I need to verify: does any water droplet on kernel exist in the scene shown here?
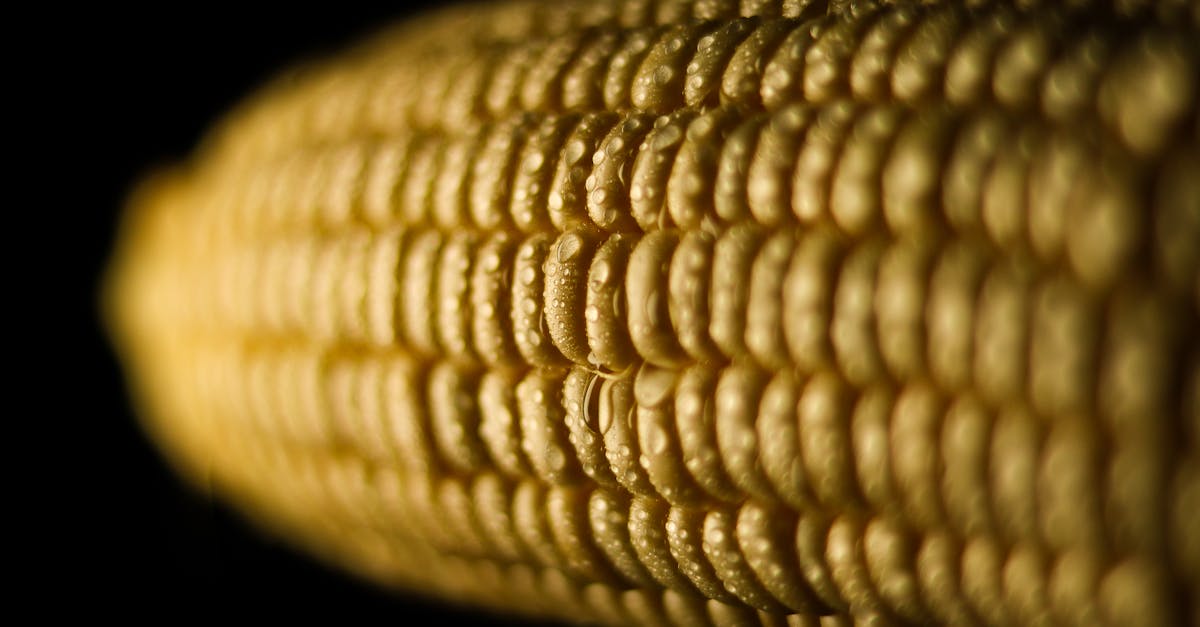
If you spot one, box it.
[592,260,611,285]
[557,233,583,262]
[654,124,683,149]
[565,139,587,163]
[516,263,535,283]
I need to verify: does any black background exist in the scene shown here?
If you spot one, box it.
[57,2,559,622]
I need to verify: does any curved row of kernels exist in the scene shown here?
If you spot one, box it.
[201,111,633,240]
[235,444,796,624]
[203,0,841,163]
[623,223,1126,424]
[206,436,685,626]
[204,8,799,163]
[223,420,1183,627]
[184,318,1184,577]
[581,358,1101,558]
[201,95,1194,308]
[699,101,1173,292]
[205,98,1191,307]
[482,456,1156,625]
[205,119,540,242]
[233,433,811,619]
[371,540,837,627]
[172,208,1187,438]
[201,0,1197,173]
[181,343,600,488]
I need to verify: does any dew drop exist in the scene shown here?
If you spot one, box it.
[565,139,587,164]
[557,233,583,262]
[653,124,684,149]
[653,65,675,86]
[591,260,611,285]
[523,152,545,172]
[546,447,566,471]
[519,266,537,285]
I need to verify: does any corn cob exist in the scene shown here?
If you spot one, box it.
[106,0,1199,625]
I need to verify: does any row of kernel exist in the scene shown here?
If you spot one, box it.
[192,228,382,344]
[317,469,859,627]
[779,509,1180,626]
[190,343,441,475]
[218,430,802,626]
[572,349,1176,566]
[188,216,1188,434]
[199,0,846,164]
[194,324,1161,574]
[201,109,668,240]
[609,100,1193,301]
[156,201,1193,443]
[379,2,1197,154]
[252,439,811,622]
[668,2,1197,157]
[194,101,1192,318]
[616,491,1183,625]
[198,0,1196,172]
[240,436,818,625]
[177,340,615,488]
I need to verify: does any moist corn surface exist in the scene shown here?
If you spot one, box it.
[107,0,1200,625]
